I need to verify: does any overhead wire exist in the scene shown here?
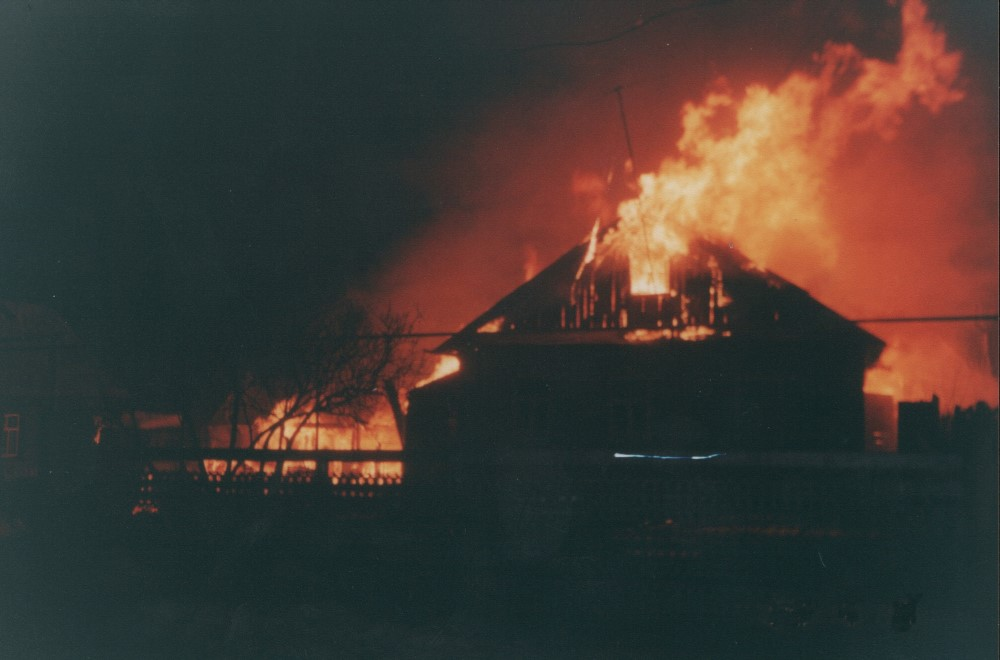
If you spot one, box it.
[357,315,1000,339]
[512,0,739,52]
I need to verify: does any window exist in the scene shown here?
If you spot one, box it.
[3,414,19,457]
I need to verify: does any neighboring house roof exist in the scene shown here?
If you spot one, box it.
[436,222,883,366]
[0,300,108,405]
[0,300,77,345]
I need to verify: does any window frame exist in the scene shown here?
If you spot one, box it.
[3,413,20,458]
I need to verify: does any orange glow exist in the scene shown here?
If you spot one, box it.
[370,0,996,410]
[864,329,998,406]
[414,354,461,388]
[596,0,993,408]
[523,244,539,282]
[203,458,229,475]
[608,0,963,298]
[252,397,402,453]
[477,316,505,333]
[624,326,719,343]
[281,460,316,476]
[197,396,406,481]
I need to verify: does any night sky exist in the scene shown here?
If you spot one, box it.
[1,1,996,405]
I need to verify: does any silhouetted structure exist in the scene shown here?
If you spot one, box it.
[865,393,898,452]
[0,301,106,484]
[409,227,884,454]
[897,396,940,453]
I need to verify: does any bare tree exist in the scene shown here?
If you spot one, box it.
[227,302,421,454]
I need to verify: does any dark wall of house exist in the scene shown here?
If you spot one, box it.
[408,339,869,455]
[0,397,98,482]
[1,341,104,484]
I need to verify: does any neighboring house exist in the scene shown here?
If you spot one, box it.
[0,301,106,483]
[408,228,885,455]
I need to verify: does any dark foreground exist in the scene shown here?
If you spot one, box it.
[1,458,997,659]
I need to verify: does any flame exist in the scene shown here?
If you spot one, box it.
[864,329,998,406]
[608,0,963,298]
[370,0,995,410]
[414,354,461,388]
[477,316,505,333]
[203,459,228,475]
[624,326,720,343]
[523,244,540,282]
[201,397,405,480]
[597,0,993,409]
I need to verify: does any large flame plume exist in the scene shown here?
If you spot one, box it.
[609,0,963,294]
[604,0,995,409]
[371,0,996,410]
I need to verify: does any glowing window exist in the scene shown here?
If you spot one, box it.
[3,414,19,457]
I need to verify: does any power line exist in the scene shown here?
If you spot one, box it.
[8,316,993,348]
[851,314,998,325]
[363,315,1000,338]
[513,0,738,52]
[357,332,456,339]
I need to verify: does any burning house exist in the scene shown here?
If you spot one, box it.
[408,223,885,455]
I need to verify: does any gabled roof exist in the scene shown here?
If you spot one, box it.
[436,222,884,366]
[0,300,77,344]
[0,300,109,403]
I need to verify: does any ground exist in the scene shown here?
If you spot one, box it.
[1,473,996,659]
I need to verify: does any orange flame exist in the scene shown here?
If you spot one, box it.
[370,0,995,411]
[414,354,461,388]
[609,0,963,298]
[597,0,993,409]
[201,397,404,480]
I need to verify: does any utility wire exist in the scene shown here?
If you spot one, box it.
[851,315,999,325]
[513,0,738,52]
[360,315,1000,338]
[7,316,993,348]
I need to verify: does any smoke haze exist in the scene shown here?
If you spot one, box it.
[364,0,996,408]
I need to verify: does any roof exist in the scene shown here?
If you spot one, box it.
[0,300,77,345]
[0,301,109,404]
[436,222,884,366]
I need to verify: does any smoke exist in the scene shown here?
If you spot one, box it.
[365,0,996,408]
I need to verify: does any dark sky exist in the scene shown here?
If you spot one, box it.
[1,0,522,399]
[1,0,995,403]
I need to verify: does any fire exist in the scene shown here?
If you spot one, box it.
[201,397,404,480]
[372,0,995,410]
[595,0,994,408]
[864,328,998,406]
[608,0,963,299]
[523,244,540,282]
[415,354,461,388]
[203,458,229,475]
[625,325,727,343]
